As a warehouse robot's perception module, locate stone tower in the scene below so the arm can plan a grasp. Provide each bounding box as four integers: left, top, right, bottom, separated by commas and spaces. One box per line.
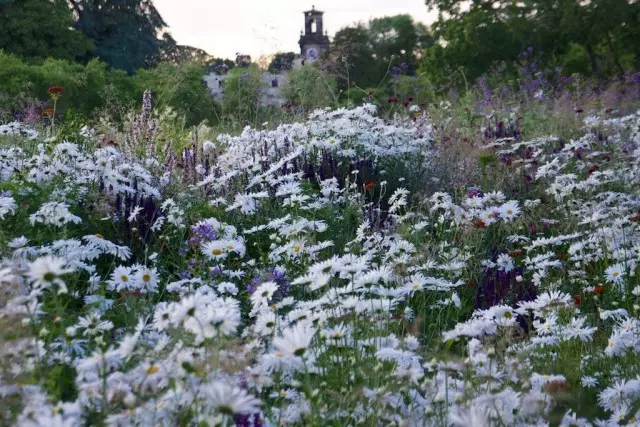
298, 6, 330, 61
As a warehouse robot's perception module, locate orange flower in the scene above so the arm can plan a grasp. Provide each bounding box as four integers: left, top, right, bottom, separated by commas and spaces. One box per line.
364, 180, 376, 191
42, 107, 55, 117
472, 219, 486, 229
593, 285, 606, 295
545, 380, 570, 393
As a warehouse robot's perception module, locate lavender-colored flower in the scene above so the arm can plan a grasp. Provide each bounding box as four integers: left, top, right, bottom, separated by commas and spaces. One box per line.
142, 89, 153, 114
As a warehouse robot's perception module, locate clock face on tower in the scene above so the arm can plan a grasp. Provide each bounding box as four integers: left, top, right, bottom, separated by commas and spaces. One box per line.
306, 48, 317, 60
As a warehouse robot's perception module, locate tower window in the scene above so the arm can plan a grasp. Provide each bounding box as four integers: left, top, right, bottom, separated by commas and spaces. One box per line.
271, 79, 278, 88
311, 19, 317, 33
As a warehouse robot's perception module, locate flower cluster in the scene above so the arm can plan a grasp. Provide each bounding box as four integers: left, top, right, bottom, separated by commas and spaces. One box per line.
0, 104, 640, 426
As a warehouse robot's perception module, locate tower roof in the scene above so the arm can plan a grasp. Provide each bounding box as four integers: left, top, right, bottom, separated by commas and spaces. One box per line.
304, 5, 323, 14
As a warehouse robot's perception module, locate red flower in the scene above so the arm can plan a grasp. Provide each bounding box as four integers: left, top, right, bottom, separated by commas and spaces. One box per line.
593, 285, 606, 295
467, 281, 477, 287
472, 219, 486, 229
388, 96, 398, 104
574, 295, 582, 306
47, 85, 64, 97
364, 180, 376, 191
42, 107, 55, 117
588, 164, 599, 175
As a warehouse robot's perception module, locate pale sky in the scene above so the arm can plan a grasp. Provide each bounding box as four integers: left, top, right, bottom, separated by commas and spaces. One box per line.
154, 0, 438, 60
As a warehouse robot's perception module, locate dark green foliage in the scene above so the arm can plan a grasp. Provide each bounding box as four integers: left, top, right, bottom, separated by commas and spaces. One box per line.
330, 24, 380, 91
159, 35, 213, 64
326, 15, 433, 96
137, 61, 220, 126
421, 0, 640, 88
268, 52, 296, 74
43, 364, 78, 402
69, 0, 171, 73
0, 0, 93, 62
0, 51, 218, 127
206, 57, 236, 75
282, 64, 337, 112
0, 51, 138, 119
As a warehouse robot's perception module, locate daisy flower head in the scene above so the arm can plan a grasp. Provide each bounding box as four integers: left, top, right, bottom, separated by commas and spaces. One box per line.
273, 321, 317, 358
202, 240, 229, 261
478, 208, 499, 226
250, 281, 279, 308
29, 201, 82, 227
224, 238, 246, 257
499, 200, 521, 221
495, 253, 515, 272
153, 302, 172, 331
605, 263, 625, 287
27, 255, 74, 294
0, 196, 17, 219
203, 381, 261, 416
135, 266, 158, 293
108, 266, 134, 292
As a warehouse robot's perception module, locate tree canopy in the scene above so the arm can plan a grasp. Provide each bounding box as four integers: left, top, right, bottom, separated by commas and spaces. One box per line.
421, 0, 640, 87
0, 0, 93, 62
326, 15, 432, 92
69, 0, 171, 73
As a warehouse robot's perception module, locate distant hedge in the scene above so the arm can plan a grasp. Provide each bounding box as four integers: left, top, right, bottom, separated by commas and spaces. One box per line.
0, 50, 219, 126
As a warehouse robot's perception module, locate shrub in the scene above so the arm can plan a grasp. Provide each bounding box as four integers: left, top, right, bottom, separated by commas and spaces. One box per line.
282, 65, 338, 112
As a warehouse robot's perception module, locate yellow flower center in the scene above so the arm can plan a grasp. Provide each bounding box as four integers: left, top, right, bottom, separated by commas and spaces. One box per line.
121, 275, 128, 282
96, 234, 104, 239
212, 248, 223, 256
146, 364, 159, 375
142, 274, 151, 283
507, 210, 513, 215
293, 245, 302, 253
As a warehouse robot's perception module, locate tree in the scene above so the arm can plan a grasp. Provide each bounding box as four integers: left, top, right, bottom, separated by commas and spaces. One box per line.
0, 0, 93, 62
422, 0, 640, 85
329, 24, 378, 91
136, 61, 219, 126
326, 16, 432, 95
158, 34, 213, 65
282, 64, 337, 112
206, 58, 236, 75
268, 52, 296, 74
369, 15, 418, 65
220, 66, 264, 125
69, 0, 170, 73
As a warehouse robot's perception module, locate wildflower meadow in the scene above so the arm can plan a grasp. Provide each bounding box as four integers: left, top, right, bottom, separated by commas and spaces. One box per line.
1, 80, 640, 427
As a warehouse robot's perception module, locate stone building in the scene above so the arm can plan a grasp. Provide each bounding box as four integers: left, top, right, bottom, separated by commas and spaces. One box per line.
204, 6, 329, 106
